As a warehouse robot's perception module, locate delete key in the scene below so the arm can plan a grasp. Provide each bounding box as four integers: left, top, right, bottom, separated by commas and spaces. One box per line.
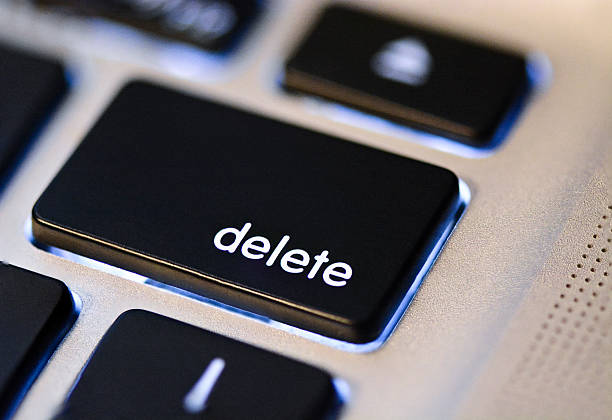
32, 81, 468, 348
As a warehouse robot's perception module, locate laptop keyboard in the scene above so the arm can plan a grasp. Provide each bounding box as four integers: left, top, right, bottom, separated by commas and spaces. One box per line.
3, 1, 609, 419
1, 2, 513, 417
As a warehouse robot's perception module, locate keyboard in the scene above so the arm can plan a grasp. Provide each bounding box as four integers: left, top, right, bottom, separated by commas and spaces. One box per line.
0, 1, 610, 419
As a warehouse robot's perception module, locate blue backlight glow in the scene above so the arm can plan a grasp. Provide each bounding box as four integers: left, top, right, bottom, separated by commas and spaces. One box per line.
25, 179, 469, 353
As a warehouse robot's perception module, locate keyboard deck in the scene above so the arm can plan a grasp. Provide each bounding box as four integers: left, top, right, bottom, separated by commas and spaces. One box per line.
0, 1, 611, 419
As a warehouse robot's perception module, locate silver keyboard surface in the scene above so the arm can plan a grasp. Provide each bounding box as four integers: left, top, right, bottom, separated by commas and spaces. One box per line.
0, 0, 611, 419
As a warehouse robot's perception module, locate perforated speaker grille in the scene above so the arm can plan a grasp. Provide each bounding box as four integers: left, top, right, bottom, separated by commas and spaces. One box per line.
458, 200, 612, 419
501, 205, 612, 418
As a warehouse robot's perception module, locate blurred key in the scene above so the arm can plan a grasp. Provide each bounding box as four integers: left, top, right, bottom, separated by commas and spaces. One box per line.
0, 44, 66, 182
0, 264, 77, 418
283, 5, 529, 148
34, 0, 263, 53
55, 310, 340, 420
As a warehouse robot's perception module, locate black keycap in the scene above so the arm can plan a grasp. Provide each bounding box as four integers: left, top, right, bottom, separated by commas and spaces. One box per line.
34, 0, 262, 53
32, 81, 466, 345
0, 264, 76, 419
0, 44, 66, 183
55, 310, 340, 420
283, 5, 529, 148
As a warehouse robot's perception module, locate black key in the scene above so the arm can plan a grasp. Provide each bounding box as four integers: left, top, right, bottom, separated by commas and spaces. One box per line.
34, 0, 262, 53
0, 44, 66, 182
32, 81, 466, 345
283, 5, 529, 148
55, 310, 340, 420
0, 264, 76, 418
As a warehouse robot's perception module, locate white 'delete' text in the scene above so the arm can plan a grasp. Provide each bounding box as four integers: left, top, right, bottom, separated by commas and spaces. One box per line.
213, 222, 352, 287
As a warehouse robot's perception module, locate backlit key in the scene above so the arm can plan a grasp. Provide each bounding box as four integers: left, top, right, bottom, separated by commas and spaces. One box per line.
32, 81, 468, 346
283, 5, 529, 149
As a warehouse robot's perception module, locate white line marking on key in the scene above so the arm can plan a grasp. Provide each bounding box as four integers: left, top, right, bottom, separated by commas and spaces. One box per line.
183, 357, 226, 413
